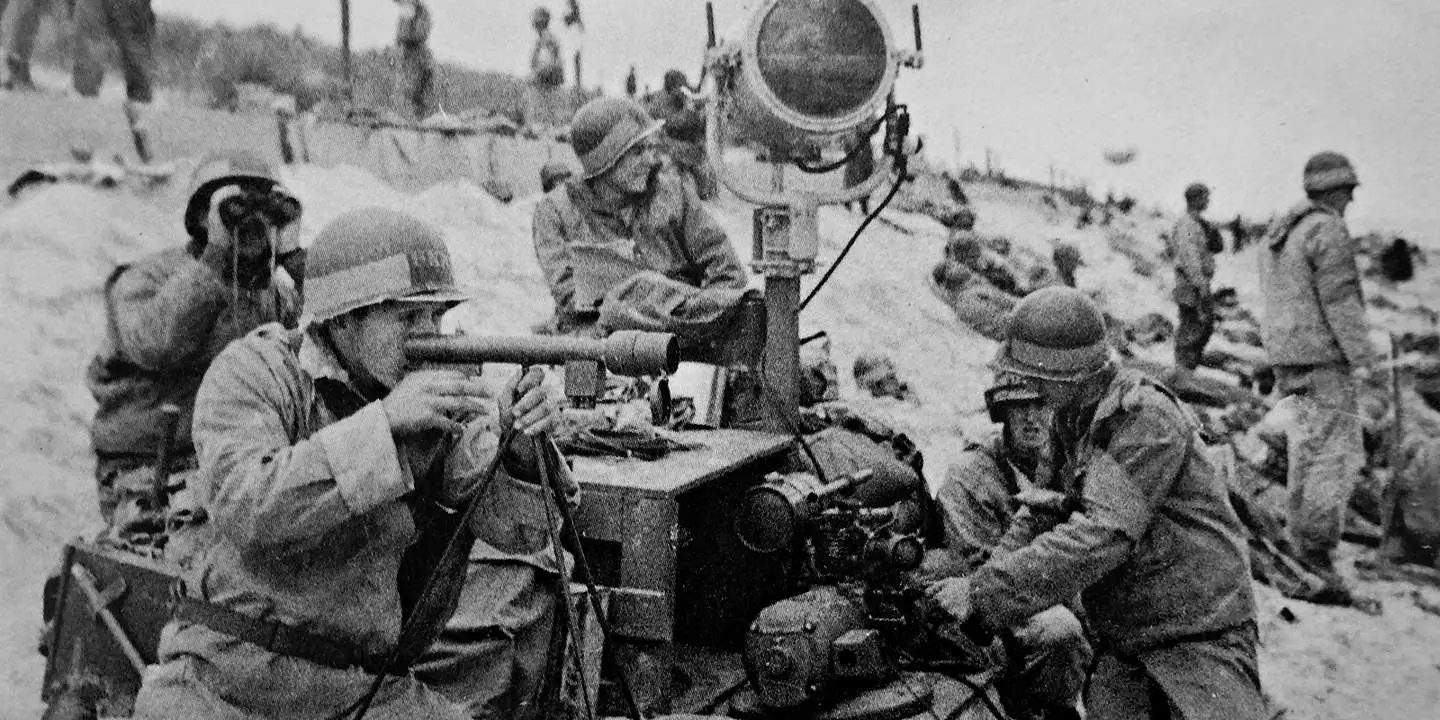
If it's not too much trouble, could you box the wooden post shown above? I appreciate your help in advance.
[340,0,354,107]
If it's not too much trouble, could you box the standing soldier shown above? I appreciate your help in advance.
[524,5,565,130]
[928,287,1266,720]
[0,0,48,91]
[1171,182,1218,372]
[85,152,303,556]
[1257,152,1376,579]
[130,207,569,720]
[394,0,435,121]
[925,374,1091,720]
[72,0,153,100]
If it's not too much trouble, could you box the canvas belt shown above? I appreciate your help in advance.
[172,598,389,674]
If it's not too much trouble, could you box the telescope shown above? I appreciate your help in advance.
[404,330,678,408]
[702,0,922,433]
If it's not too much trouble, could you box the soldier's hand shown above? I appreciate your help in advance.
[925,577,974,624]
[499,367,560,438]
[1013,605,1083,647]
[383,369,492,437]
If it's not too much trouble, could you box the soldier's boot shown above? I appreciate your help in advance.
[3,56,37,91]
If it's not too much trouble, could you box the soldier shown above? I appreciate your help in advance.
[531,96,750,343]
[0,0,48,91]
[72,0,153,101]
[926,374,1091,720]
[130,207,569,719]
[644,69,718,200]
[1257,152,1376,578]
[523,5,565,130]
[85,152,303,556]
[928,287,1266,720]
[1171,182,1218,371]
[394,0,434,120]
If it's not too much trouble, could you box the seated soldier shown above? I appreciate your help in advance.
[85,151,304,560]
[924,374,1091,720]
[131,207,570,720]
[532,96,752,347]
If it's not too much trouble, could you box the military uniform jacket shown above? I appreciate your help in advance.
[531,167,746,318]
[1171,213,1215,304]
[934,436,1034,569]
[968,368,1256,657]
[86,246,300,459]
[156,324,575,707]
[1257,201,1376,368]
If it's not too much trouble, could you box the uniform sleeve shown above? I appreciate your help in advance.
[934,453,1014,563]
[193,342,411,552]
[680,182,747,290]
[967,403,1191,630]
[109,257,230,371]
[1173,218,1211,289]
[532,196,576,310]
[1309,219,1377,368]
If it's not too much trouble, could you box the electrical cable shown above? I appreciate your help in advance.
[799,169,907,311]
[792,108,897,174]
[753,347,828,486]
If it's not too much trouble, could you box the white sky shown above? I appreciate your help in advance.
[157,0,1440,239]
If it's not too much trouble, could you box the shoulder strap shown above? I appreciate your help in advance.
[99,264,133,362]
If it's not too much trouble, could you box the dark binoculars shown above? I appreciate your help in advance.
[217,189,302,230]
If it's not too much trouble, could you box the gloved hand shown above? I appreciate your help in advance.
[1013,604,1083,648]
[925,576,974,624]
[199,208,276,286]
[383,369,493,437]
[498,367,562,477]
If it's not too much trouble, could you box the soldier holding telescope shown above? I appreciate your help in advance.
[130,207,571,720]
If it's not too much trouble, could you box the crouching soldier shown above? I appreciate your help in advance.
[928,287,1266,720]
[130,207,570,720]
[922,374,1091,720]
[85,151,303,560]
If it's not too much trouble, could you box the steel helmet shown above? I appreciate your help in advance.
[984,372,1042,422]
[304,207,469,323]
[569,97,664,180]
[184,151,281,242]
[1302,152,1359,193]
[992,286,1111,382]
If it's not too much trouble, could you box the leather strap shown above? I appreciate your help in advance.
[172,598,386,674]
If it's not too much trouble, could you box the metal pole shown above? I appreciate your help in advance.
[340,0,354,107]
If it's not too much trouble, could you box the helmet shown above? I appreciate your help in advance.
[663,69,689,93]
[184,151,281,242]
[305,207,469,323]
[1302,152,1359,193]
[984,372,1041,422]
[569,97,664,180]
[992,286,1110,381]
[532,6,551,28]
[1183,182,1209,203]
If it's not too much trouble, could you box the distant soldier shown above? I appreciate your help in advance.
[1171,182,1218,371]
[524,6,566,130]
[394,0,435,120]
[926,374,1092,720]
[72,0,153,101]
[0,0,49,91]
[644,69,718,200]
[1257,152,1377,579]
